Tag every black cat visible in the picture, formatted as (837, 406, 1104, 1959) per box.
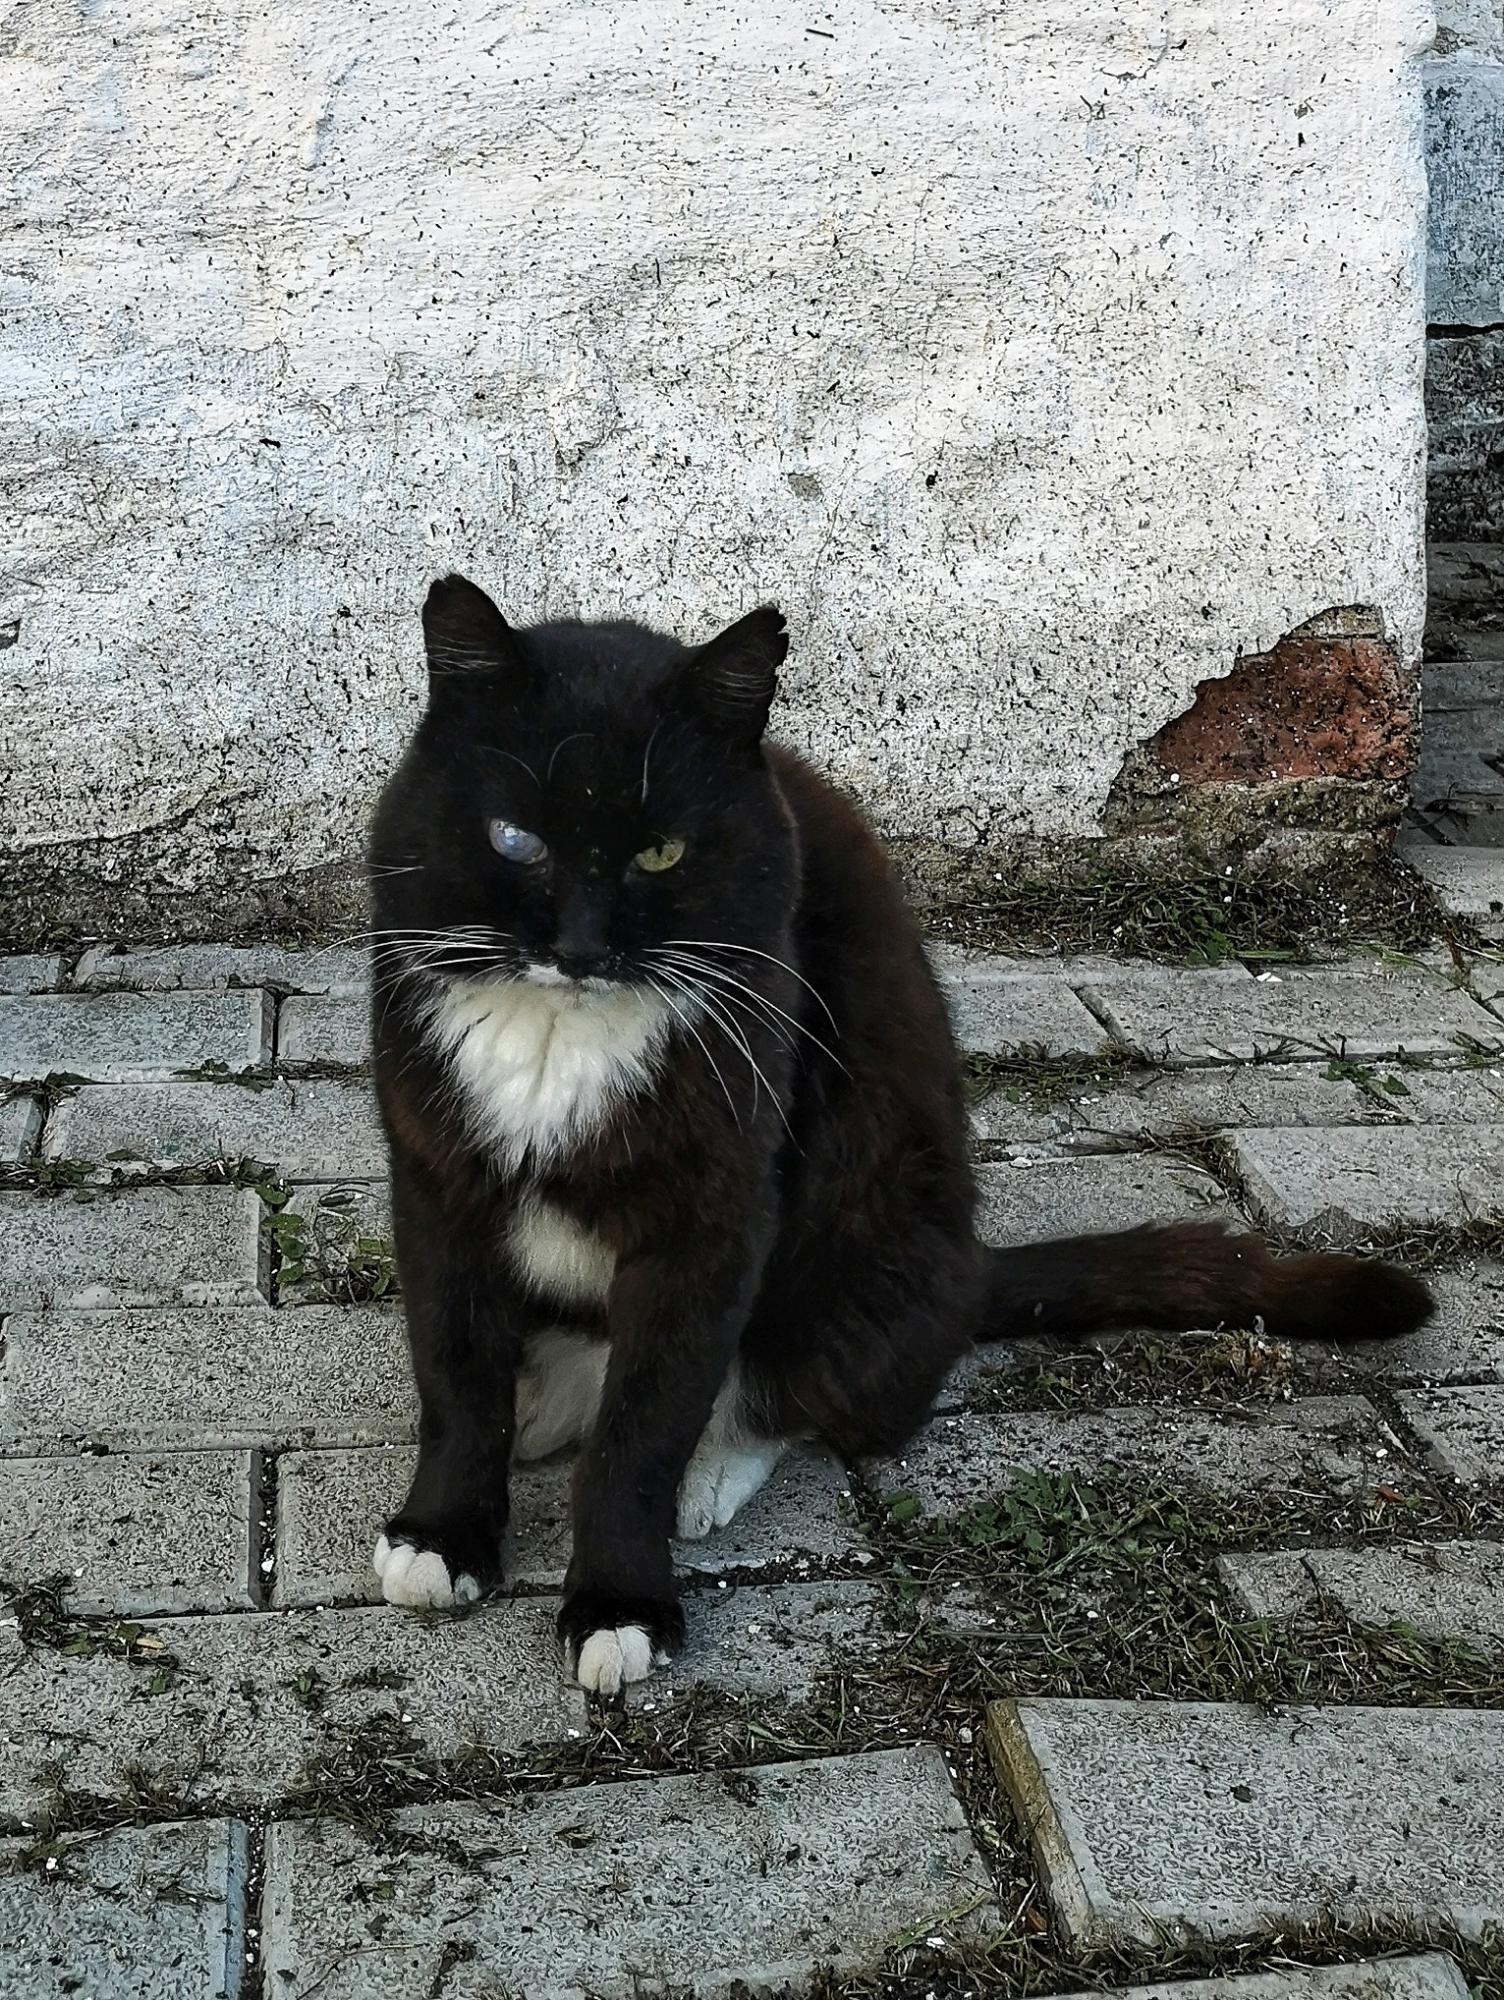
(367, 573, 1433, 1693)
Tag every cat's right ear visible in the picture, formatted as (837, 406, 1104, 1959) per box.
(421, 574, 526, 691)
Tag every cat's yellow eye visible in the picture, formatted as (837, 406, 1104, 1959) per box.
(634, 837, 686, 874)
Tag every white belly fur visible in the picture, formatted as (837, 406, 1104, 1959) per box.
(508, 1196, 615, 1307)
(426, 974, 676, 1168)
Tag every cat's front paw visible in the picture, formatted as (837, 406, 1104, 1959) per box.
(373, 1520, 497, 1610)
(558, 1591, 684, 1696)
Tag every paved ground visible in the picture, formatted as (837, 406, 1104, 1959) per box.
(2, 942, 1503, 1999)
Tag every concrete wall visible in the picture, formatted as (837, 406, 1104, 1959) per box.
(1426, 0, 1504, 542)
(0, 0, 1434, 933)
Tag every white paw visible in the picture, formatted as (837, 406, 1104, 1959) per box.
(675, 1440, 785, 1540)
(571, 1624, 667, 1696)
(373, 1533, 481, 1610)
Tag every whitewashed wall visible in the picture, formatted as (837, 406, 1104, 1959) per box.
(0, 0, 1433, 901)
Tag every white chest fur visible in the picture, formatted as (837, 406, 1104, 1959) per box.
(426, 975, 675, 1168)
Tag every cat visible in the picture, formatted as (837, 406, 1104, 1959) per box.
(366, 573, 1434, 1695)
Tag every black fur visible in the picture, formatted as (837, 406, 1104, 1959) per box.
(369, 575, 1434, 1673)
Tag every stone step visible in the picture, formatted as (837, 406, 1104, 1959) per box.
(41, 1077, 385, 1182)
(276, 993, 370, 1066)
(974, 1153, 1231, 1245)
(74, 943, 369, 995)
(0, 1819, 247, 1998)
(1396, 1384, 1504, 1484)
(0, 1449, 255, 1617)
(943, 969, 1111, 1058)
(261, 1744, 994, 2000)
(987, 1696, 1504, 1946)
(0, 954, 63, 995)
(1229, 1124, 1504, 1237)
(1220, 1539, 1504, 1649)
(871, 1398, 1399, 1513)
(0, 1583, 886, 1820)
(274, 1443, 862, 1609)
(0, 1186, 267, 1311)
(0, 990, 271, 1084)
(0, 1307, 413, 1453)
(1041, 1958, 1471, 2000)
(1077, 965, 1498, 1065)
(1400, 841, 1504, 935)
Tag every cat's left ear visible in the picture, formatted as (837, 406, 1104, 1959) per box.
(680, 606, 788, 744)
(422, 573, 527, 690)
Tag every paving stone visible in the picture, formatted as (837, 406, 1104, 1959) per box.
(944, 972, 1110, 1058)
(0, 991, 271, 1084)
(275, 1443, 863, 1607)
(0, 954, 63, 994)
(277, 993, 369, 1066)
(75, 942, 369, 995)
(1221, 1541, 1504, 1649)
(0, 1599, 582, 1820)
(43, 1077, 385, 1181)
(1400, 843, 1504, 936)
(1230, 1125, 1504, 1238)
(261, 1743, 992, 1999)
(645, 1581, 888, 1703)
(0, 1093, 41, 1161)
(0, 1306, 414, 1452)
(0, 1186, 267, 1310)
(276, 1181, 396, 1303)
(1081, 965, 1500, 1064)
(1346, 1260, 1504, 1383)
(0, 1817, 247, 1999)
(975, 1153, 1231, 1246)
(0, 1450, 254, 1616)
(987, 1696, 1504, 1945)
(973, 1064, 1382, 1152)
(926, 943, 1023, 979)
(869, 1398, 1397, 1518)
(1395, 1384, 1504, 1484)
(1040, 1959, 1472, 2000)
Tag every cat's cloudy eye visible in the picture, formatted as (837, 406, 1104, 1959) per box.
(634, 837, 686, 874)
(488, 819, 547, 865)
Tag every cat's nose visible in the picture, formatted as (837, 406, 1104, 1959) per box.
(552, 890, 609, 977)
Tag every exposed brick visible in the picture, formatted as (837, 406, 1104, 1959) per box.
(1149, 625, 1414, 785)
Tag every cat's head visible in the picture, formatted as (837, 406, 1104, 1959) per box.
(368, 574, 799, 995)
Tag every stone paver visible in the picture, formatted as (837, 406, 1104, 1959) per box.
(1041, 1957, 1471, 2000)
(1081, 965, 1500, 1064)
(988, 1696, 1504, 1945)
(75, 943, 369, 994)
(869, 1398, 1397, 1517)
(974, 1064, 1378, 1152)
(975, 1153, 1231, 1246)
(1230, 1125, 1504, 1237)
(0, 1093, 41, 1162)
(261, 1744, 992, 2000)
(276, 1181, 396, 1303)
(0, 954, 63, 994)
(275, 1444, 861, 1606)
(0, 991, 271, 1083)
(641, 1582, 887, 1702)
(1347, 1259, 1504, 1383)
(1221, 1541, 1504, 1649)
(0, 1307, 413, 1452)
(0, 1818, 247, 1999)
(1396, 1384, 1504, 1484)
(0, 1450, 254, 1616)
(0, 1599, 581, 1819)
(1401, 843, 1504, 936)
(43, 1077, 385, 1181)
(277, 993, 369, 1066)
(0, 1186, 266, 1310)
(945, 972, 1110, 1058)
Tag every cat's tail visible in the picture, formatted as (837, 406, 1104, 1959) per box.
(979, 1219, 1433, 1345)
